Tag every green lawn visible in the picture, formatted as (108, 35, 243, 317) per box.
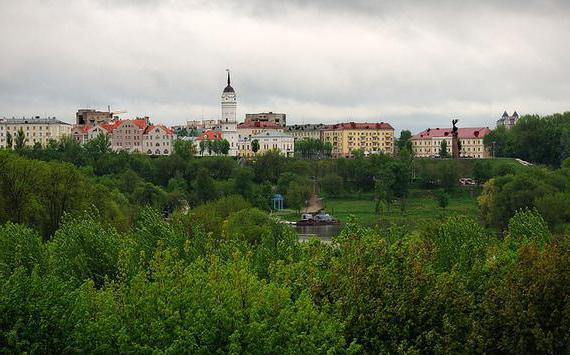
(273, 188, 482, 230)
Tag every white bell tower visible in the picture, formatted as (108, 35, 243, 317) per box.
(220, 69, 238, 156)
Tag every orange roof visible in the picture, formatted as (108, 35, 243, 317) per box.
(99, 122, 117, 132)
(412, 127, 491, 140)
(196, 130, 222, 141)
(238, 121, 282, 129)
(322, 122, 394, 130)
(112, 119, 148, 131)
(131, 119, 148, 130)
(145, 124, 174, 135)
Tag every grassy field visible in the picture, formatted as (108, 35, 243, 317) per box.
(273, 188, 481, 229)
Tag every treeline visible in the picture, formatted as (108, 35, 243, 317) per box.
(3, 137, 542, 234)
(0, 200, 567, 353)
(484, 111, 570, 166)
(0, 151, 131, 237)
(479, 159, 570, 231)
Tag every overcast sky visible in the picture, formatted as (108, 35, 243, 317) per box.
(1, 0, 569, 132)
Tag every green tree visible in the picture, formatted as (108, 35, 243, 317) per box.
(439, 140, 449, 158)
(84, 133, 111, 159)
(0, 153, 41, 224)
(219, 139, 230, 155)
(5, 131, 12, 149)
(173, 139, 195, 160)
(14, 128, 27, 152)
(48, 214, 121, 287)
(193, 168, 217, 203)
(397, 130, 412, 152)
(321, 173, 343, 196)
(437, 190, 449, 209)
(287, 179, 312, 212)
(351, 148, 364, 159)
(251, 139, 260, 154)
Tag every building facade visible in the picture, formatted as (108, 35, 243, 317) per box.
(76, 109, 114, 126)
(286, 124, 324, 141)
(496, 111, 519, 129)
(237, 121, 284, 140)
(73, 118, 174, 156)
(411, 127, 492, 158)
(110, 119, 148, 153)
(0, 117, 72, 148)
(143, 125, 174, 156)
(185, 119, 219, 130)
(321, 122, 395, 157)
(244, 112, 286, 127)
(238, 131, 294, 157)
(220, 71, 238, 156)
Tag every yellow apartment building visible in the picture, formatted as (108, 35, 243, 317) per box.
(321, 122, 395, 157)
(0, 117, 72, 148)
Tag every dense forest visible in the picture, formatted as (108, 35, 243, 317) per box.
(0, 118, 569, 353)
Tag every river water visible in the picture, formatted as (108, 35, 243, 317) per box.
(295, 224, 342, 243)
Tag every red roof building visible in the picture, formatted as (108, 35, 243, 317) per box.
(196, 130, 223, 141)
(411, 127, 491, 158)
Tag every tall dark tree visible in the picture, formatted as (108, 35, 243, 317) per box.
(14, 128, 27, 152)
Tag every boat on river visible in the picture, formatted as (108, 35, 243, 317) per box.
(296, 212, 341, 226)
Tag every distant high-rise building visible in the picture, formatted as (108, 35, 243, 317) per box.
(245, 112, 286, 127)
(496, 111, 519, 129)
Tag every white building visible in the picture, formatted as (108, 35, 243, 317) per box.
(220, 71, 239, 156)
(238, 131, 294, 157)
(237, 121, 284, 140)
(0, 117, 72, 148)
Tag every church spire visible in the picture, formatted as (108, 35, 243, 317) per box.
(223, 69, 235, 93)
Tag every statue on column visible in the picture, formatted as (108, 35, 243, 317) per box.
(451, 119, 461, 159)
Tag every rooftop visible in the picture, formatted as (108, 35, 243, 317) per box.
(1, 117, 70, 125)
(286, 124, 325, 131)
(322, 122, 394, 130)
(238, 121, 282, 129)
(411, 127, 492, 139)
(196, 130, 223, 141)
(251, 130, 293, 139)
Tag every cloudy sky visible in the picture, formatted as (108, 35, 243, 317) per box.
(1, 0, 569, 132)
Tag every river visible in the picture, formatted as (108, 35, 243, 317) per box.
(295, 224, 342, 243)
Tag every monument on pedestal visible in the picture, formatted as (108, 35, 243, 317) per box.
(451, 119, 461, 159)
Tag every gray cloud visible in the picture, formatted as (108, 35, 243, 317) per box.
(0, 0, 569, 132)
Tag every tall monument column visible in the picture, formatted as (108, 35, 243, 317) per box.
(451, 119, 461, 159)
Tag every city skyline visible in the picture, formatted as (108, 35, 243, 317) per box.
(1, 0, 569, 132)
